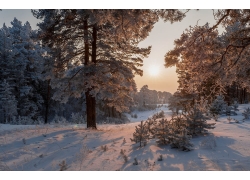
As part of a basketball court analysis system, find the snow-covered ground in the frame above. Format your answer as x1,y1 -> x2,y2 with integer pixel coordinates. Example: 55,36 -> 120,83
125,104 -> 172,122
1,104 -> 250,171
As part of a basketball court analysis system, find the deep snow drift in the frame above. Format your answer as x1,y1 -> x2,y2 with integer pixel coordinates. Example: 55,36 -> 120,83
1,104 -> 250,171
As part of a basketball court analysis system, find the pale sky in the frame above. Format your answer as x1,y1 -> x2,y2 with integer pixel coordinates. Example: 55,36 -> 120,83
0,9 -> 221,94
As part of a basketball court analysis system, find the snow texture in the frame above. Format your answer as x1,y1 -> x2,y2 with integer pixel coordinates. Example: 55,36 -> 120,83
1,104 -> 250,171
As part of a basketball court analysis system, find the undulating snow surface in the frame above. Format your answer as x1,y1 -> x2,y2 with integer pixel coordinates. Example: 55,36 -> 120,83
1,104 -> 250,171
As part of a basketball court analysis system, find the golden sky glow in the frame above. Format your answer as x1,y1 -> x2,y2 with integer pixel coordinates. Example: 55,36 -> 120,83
136,10 -> 223,94
148,65 -> 160,77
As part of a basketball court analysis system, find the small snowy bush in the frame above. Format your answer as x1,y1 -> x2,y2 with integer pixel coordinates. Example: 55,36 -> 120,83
130,121 -> 149,147
152,110 -> 165,119
157,154 -> 163,161
59,160 -> 68,171
22,138 -> 26,145
154,118 -> 170,145
145,118 -> 157,138
242,107 -> 250,120
169,128 -> 193,151
14,116 -> 34,125
232,100 -> 239,113
184,107 -> 215,136
70,112 -> 85,124
133,158 -> 138,165
212,114 -> 220,121
227,116 -> 233,123
101,145 -> 108,151
120,149 -> 128,163
209,95 -> 227,115
223,105 -> 237,116
51,115 -> 67,125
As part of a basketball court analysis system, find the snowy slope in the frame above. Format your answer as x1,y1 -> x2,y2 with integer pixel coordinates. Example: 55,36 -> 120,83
1,104 -> 250,171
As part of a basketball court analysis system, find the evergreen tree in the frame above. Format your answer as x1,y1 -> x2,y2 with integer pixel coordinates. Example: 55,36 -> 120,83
154,118 -> 170,145
0,23 -> 14,82
231,100 -> 239,114
242,107 -> 250,121
223,104 -> 236,116
209,95 -> 227,116
145,118 -> 157,138
130,121 -> 149,147
169,128 -> 193,151
9,18 -> 44,121
184,106 -> 215,136
0,80 -> 17,123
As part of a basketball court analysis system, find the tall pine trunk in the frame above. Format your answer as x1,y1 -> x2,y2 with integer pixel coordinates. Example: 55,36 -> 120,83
44,79 -> 50,124
84,20 -> 97,129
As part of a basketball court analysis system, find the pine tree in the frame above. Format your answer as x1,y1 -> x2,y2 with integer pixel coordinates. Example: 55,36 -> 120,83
145,118 -> 157,138
184,106 -> 215,136
0,80 -> 17,123
242,107 -> 250,121
0,23 -> 14,82
231,100 -> 239,115
154,118 -> 170,145
9,18 -> 44,121
169,128 -> 193,151
130,121 -> 149,147
223,104 -> 236,116
209,95 -> 227,116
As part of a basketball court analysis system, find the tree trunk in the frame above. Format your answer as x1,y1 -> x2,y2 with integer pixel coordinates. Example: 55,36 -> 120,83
244,88 -> 246,103
44,79 -> 50,124
84,19 -> 97,129
85,91 -> 96,128
112,106 -> 115,117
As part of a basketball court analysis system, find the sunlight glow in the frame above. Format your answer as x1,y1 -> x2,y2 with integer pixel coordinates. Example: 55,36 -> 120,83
148,65 -> 160,77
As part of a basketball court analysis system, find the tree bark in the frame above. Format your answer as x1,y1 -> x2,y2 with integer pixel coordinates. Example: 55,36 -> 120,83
84,19 -> 97,129
112,106 -> 115,117
84,21 -> 98,129
44,79 -> 50,124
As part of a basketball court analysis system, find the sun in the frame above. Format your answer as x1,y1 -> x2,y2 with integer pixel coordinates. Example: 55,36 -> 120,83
148,65 -> 160,76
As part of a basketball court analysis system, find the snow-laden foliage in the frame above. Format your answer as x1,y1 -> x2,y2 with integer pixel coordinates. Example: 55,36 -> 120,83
242,107 -> 250,121
224,104 -> 237,116
154,118 -> 170,145
168,91 -> 196,114
152,111 -> 165,119
8,115 -> 43,125
231,100 -> 239,113
165,10 -> 250,99
70,112 -> 85,124
51,115 -> 67,125
169,128 -> 193,151
130,121 -> 149,147
145,118 -> 157,138
0,80 -> 17,123
184,106 -> 215,136
209,95 -> 227,116
0,19 -> 46,122
133,114 -> 193,151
